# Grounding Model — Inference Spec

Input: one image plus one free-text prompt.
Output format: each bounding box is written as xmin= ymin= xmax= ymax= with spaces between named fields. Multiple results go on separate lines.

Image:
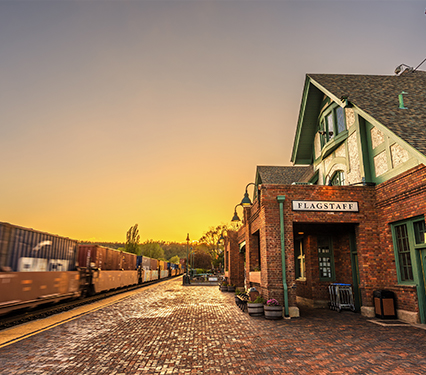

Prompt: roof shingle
xmin=308 ymin=70 xmax=426 ymax=156
xmin=256 ymin=165 xmax=312 ymax=185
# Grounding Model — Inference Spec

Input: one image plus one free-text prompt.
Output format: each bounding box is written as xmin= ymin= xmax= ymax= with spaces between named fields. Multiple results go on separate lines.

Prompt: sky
xmin=1 ymin=0 xmax=425 ymax=243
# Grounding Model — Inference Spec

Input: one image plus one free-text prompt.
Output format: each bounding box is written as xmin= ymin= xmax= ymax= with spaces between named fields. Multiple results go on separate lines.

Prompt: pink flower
xmin=266 ymin=298 xmax=280 ymax=306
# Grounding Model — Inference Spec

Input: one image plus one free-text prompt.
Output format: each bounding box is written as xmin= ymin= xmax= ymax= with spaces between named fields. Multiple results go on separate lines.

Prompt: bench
xmin=235 ymin=294 xmax=250 ymax=312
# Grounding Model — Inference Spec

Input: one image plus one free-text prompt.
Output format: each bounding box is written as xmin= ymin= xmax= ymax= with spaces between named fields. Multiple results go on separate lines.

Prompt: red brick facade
xmin=227 ymin=164 xmax=426 ymax=322
xmin=224 ymin=230 xmax=244 ymax=288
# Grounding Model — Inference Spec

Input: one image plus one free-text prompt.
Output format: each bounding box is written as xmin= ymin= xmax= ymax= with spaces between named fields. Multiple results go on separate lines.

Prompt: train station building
xmin=224 ymin=69 xmax=426 ymax=324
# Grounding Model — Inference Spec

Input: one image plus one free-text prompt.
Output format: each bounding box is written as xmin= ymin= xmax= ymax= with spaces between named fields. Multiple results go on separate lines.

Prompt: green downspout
xmin=277 ymin=195 xmax=289 ymax=317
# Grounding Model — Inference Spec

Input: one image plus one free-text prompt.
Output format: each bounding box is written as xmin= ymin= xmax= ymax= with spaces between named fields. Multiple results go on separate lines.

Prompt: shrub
xmin=248 ymin=296 xmax=266 ymax=304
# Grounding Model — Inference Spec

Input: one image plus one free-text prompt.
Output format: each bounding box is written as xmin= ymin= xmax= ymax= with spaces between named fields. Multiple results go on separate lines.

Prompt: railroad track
xmin=0 ymin=277 xmax=175 ymax=331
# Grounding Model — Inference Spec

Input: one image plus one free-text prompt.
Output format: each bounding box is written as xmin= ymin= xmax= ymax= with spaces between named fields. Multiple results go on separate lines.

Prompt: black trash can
xmin=373 ymin=290 xmax=397 ymax=319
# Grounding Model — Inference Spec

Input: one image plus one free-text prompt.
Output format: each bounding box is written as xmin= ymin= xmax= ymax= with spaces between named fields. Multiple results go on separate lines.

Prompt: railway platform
xmin=1 ymin=277 xmax=426 ymax=374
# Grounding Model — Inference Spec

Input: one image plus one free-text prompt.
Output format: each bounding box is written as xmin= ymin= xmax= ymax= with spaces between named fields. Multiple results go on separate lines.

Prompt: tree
xmin=139 ymin=240 xmax=165 ymax=259
xmin=169 ymin=255 xmax=180 ymax=264
xmin=125 ymin=224 xmax=140 ymax=254
xmin=198 ymin=224 xmax=229 ymax=267
xmin=159 ymin=241 xmax=188 ymax=260
xmin=193 ymin=248 xmax=213 ymax=269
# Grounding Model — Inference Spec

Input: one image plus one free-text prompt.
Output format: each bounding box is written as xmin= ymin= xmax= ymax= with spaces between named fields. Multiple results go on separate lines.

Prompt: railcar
xmin=0 ymin=223 xmax=183 ymax=316
xmin=0 ymin=222 xmax=80 ymax=315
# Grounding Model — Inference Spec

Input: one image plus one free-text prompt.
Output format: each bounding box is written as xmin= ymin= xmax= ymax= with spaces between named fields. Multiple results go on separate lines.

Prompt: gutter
xmin=277 ymin=195 xmax=289 ymax=317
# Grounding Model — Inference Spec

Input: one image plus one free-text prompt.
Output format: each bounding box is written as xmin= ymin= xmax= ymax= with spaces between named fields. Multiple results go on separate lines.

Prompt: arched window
xmin=329 ymin=170 xmax=345 ymax=186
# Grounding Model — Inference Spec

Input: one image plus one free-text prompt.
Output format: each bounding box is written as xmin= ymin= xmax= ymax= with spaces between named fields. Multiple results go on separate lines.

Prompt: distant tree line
xmin=81 ymin=221 xmax=240 ymax=270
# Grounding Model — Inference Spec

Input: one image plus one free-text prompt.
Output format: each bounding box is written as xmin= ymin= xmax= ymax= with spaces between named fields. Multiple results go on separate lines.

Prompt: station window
xmin=414 ymin=220 xmax=425 ymax=245
xmin=319 ymin=105 xmax=346 ymax=147
xmin=392 ymin=217 xmax=425 ymax=283
xmin=393 ymin=223 xmax=413 ymax=281
xmin=317 ymin=236 xmax=335 ymax=281
xmin=295 ymin=238 xmax=306 ymax=280
xmin=329 ymin=170 xmax=345 ymax=186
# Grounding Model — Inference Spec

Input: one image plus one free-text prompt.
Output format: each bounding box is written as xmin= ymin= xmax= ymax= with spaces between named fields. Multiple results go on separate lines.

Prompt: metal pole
xmin=185 ymin=233 xmax=190 ymax=284
xmin=191 ymin=247 xmax=194 ymax=275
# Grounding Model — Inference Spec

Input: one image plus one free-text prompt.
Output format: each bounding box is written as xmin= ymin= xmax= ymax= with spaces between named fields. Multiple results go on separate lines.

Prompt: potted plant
xmin=247 ymin=296 xmax=266 ymax=316
xmin=264 ymin=298 xmax=283 ymax=320
xmin=227 ymin=284 xmax=236 ymax=292
xmin=219 ymin=281 xmax=228 ymax=292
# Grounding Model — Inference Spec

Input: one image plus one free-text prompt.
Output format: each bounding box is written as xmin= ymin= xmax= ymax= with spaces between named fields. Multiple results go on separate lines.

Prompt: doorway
xmin=293 ymin=223 xmax=361 ymax=311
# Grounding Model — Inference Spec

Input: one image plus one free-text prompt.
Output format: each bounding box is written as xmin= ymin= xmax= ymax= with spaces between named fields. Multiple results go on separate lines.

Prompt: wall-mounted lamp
xmin=240 ymin=182 xmax=255 ymax=207
xmin=394 ymin=64 xmax=413 ymax=75
xmin=340 ymin=95 xmax=351 ymax=107
xmin=217 ymin=232 xmax=225 ymax=245
xmin=232 ymin=204 xmax=243 ymax=222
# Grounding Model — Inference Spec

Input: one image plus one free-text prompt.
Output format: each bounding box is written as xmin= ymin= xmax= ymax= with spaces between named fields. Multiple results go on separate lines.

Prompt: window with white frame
xmin=330 ymin=170 xmax=345 ymax=186
xmin=317 ymin=236 xmax=335 ymax=281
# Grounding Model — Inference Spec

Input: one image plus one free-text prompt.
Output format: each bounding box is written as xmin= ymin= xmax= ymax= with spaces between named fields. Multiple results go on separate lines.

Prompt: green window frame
xmin=317 ymin=236 xmax=335 ymax=281
xmin=391 ymin=216 xmax=426 ymax=284
xmin=319 ymin=105 xmax=347 ymax=148
xmin=329 ymin=170 xmax=345 ymax=186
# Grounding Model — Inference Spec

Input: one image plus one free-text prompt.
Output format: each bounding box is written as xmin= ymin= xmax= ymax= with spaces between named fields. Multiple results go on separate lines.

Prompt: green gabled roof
xmin=291 ymin=76 xmax=323 ymax=165
xmin=291 ymin=70 xmax=426 ymax=164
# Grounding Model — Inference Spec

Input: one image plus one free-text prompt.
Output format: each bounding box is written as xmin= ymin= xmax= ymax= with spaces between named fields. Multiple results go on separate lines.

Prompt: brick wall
xmin=225 ymin=230 xmax=245 ymax=288
xmin=374 ymin=164 xmax=426 ymax=312
xmin=232 ymin=164 xmax=426 ymax=316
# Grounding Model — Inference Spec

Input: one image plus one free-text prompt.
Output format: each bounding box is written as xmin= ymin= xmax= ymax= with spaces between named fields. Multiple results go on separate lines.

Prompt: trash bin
xmin=373 ymin=290 xmax=397 ymax=319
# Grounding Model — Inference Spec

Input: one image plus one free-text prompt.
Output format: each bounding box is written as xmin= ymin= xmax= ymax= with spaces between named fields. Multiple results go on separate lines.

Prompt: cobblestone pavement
xmin=1 ymin=277 xmax=426 ymax=375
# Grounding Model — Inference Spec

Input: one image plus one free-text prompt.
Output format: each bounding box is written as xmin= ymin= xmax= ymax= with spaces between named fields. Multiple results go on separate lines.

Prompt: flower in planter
xmin=266 ymin=298 xmax=280 ymax=306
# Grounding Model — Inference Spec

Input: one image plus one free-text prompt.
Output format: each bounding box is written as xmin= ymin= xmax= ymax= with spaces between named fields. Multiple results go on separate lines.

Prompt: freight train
xmin=0 ymin=222 xmax=182 ymax=315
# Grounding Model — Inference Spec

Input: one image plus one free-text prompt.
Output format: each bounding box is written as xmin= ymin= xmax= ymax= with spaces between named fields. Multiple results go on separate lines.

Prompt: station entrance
xmin=292 ymin=223 xmax=361 ymax=312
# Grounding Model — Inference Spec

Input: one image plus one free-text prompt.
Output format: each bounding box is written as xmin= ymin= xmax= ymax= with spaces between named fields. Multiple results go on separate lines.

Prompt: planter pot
xmin=219 ymin=286 xmax=227 ymax=292
xmin=227 ymin=286 xmax=235 ymax=292
xmin=264 ymin=305 xmax=283 ymax=320
xmin=247 ymin=303 xmax=264 ymax=316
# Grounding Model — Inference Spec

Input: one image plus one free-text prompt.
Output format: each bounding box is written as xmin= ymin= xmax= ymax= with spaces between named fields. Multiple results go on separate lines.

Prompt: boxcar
xmin=0 ymin=222 xmax=78 ymax=272
xmin=0 ymin=222 xmax=80 ymax=315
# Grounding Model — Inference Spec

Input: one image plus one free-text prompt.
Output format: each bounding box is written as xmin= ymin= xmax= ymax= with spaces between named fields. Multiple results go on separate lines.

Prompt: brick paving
xmin=1 ymin=277 xmax=426 ymax=374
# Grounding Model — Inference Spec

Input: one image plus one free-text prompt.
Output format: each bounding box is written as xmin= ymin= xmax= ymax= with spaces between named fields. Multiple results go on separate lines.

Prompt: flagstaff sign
xmin=292 ymin=200 xmax=359 ymax=212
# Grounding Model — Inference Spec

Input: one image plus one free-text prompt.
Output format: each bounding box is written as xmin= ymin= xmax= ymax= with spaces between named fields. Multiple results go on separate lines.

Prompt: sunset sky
xmin=1 ymin=0 xmax=425 ymax=243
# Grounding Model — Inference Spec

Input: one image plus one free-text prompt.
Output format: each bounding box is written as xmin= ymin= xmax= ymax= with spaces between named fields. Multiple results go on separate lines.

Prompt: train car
xmin=158 ymin=260 xmax=168 ymax=279
xmin=169 ymin=263 xmax=180 ymax=277
xmin=121 ymin=251 xmax=136 ymax=271
xmin=78 ymin=245 xmax=138 ymax=294
xmin=77 ymin=245 xmax=106 ymax=269
xmin=150 ymin=258 xmax=158 ymax=272
xmin=0 ymin=223 xmax=183 ymax=316
xmin=0 ymin=222 xmax=80 ymax=315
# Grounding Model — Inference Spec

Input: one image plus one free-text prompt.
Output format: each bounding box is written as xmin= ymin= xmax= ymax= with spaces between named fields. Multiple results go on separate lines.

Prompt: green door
xmin=416 ymin=248 xmax=426 ymax=323
xmin=413 ymin=220 xmax=426 ymax=324
xmin=349 ymin=229 xmax=361 ymax=312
